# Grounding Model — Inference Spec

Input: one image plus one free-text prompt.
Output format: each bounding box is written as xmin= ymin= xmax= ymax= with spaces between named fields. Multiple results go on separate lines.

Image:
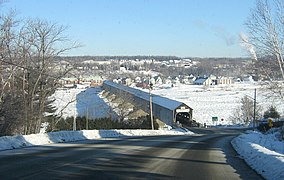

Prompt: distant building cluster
xmin=58 ymin=75 xmax=103 ymax=88
xmin=110 ymin=74 xmax=255 ymax=89
xmin=58 ymin=73 xmax=256 ymax=90
xmin=55 ymin=56 xmax=257 ymax=89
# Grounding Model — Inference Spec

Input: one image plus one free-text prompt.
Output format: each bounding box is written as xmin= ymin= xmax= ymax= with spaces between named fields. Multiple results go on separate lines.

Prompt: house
xmin=181 ymin=74 xmax=196 ymax=84
xmin=152 ymin=76 xmax=163 ymax=85
xmin=209 ymin=75 xmax=217 ymax=85
xmin=134 ymin=77 xmax=142 ymax=83
xmin=113 ymin=78 xmax=121 ymax=84
xmin=217 ymin=77 xmax=234 ymax=85
xmin=234 ymin=77 xmax=242 ymax=83
xmin=194 ymin=75 xmax=220 ymax=86
xmin=59 ymin=77 xmax=78 ymax=88
xmin=188 ymin=75 xmax=197 ymax=84
xmin=164 ymin=78 xmax=172 ymax=85
xmin=90 ymin=75 xmax=104 ymax=87
xmin=194 ymin=77 xmax=211 ymax=86
xmin=73 ymin=75 xmax=103 ymax=87
xmin=171 ymin=76 xmax=181 ymax=84
xmin=181 ymin=75 xmax=189 ymax=84
xmin=243 ymin=75 xmax=255 ymax=83
xmin=121 ymin=77 xmax=132 ymax=86
xmin=120 ymin=66 xmax=127 ymax=72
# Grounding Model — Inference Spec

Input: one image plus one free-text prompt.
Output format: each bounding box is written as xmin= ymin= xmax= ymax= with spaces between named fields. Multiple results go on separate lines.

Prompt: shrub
xmin=263 ymin=106 xmax=280 ymax=119
xmin=45 ymin=115 xmax=159 ymax=132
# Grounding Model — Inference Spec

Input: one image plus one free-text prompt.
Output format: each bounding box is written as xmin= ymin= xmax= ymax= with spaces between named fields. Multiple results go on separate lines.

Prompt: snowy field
xmin=51 ymin=82 xmax=284 ymax=126
xmin=152 ymin=83 xmax=284 ymax=126
xmin=50 ymin=85 xmax=117 ymax=119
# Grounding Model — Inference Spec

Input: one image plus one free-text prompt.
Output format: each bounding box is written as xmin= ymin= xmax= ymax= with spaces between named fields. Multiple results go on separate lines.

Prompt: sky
xmin=2 ymin=0 xmax=256 ymax=57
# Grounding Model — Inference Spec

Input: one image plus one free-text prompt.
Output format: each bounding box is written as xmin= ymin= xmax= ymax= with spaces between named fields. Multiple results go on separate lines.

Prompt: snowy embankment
xmin=0 ymin=128 xmax=193 ymax=151
xmin=232 ymin=129 xmax=284 ymax=180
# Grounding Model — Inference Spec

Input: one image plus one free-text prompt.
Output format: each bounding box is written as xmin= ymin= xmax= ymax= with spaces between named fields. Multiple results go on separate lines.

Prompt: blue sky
xmin=2 ymin=0 xmax=255 ymax=57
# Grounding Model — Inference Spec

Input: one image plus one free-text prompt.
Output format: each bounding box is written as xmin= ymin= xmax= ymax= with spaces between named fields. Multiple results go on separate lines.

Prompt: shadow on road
xmin=0 ymin=129 xmax=264 ymax=179
xmin=179 ymin=131 xmax=264 ymax=180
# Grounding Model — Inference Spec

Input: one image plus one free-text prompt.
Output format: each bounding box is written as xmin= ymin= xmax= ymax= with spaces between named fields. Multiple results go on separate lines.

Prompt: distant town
xmin=56 ymin=56 xmax=257 ymax=89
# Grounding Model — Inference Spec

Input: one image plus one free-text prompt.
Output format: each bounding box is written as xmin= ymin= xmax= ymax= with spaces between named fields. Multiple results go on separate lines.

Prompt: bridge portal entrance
xmin=175 ymin=106 xmax=192 ymax=126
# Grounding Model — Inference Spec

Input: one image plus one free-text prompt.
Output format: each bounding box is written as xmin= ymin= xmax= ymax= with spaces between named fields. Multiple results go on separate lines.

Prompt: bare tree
xmin=230 ymin=95 xmax=262 ymax=126
xmin=245 ymin=0 xmax=284 ymax=102
xmin=0 ymin=10 xmax=79 ymax=135
xmin=20 ymin=19 xmax=79 ymax=134
xmin=0 ymin=11 xmax=19 ymax=100
xmin=245 ymin=0 xmax=284 ymax=79
xmin=0 ymin=10 xmax=27 ymax=135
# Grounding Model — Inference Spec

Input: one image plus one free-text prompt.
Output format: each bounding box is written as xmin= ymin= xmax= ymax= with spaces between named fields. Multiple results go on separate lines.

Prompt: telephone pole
xmin=253 ymin=88 xmax=256 ymax=130
xmin=149 ymin=82 xmax=154 ymax=130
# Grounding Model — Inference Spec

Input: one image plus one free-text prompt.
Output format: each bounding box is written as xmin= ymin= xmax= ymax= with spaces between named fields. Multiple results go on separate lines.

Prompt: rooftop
xmin=103 ymin=80 xmax=190 ymax=111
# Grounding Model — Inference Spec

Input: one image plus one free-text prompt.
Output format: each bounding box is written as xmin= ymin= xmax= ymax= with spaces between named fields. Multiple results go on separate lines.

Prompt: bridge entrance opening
xmin=176 ymin=112 xmax=191 ymax=125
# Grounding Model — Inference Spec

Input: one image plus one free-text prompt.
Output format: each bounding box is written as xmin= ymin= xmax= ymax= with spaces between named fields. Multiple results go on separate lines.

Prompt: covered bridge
xmin=102 ymin=80 xmax=193 ymax=127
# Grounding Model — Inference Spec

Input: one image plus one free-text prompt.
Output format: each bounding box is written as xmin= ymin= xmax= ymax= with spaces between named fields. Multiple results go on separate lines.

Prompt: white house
xmin=152 ymin=76 xmax=163 ymax=85
xmin=218 ymin=77 xmax=234 ymax=85
xmin=121 ymin=77 xmax=132 ymax=86
xmin=182 ymin=74 xmax=196 ymax=84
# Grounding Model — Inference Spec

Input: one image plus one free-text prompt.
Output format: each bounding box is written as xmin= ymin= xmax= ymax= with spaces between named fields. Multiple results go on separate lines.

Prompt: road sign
xmin=212 ymin=117 xmax=218 ymax=121
xmin=268 ymin=119 xmax=273 ymax=128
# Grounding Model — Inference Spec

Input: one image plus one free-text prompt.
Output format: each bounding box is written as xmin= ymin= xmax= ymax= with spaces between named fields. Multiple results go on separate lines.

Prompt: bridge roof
xmin=104 ymin=81 xmax=190 ymax=111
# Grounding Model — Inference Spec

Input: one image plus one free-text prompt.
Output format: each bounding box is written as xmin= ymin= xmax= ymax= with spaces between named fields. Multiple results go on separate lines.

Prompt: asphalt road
xmin=0 ymin=128 xmax=263 ymax=180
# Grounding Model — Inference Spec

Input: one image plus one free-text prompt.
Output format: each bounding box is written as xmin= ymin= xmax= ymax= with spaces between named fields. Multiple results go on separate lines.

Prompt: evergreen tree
xmin=263 ymin=106 xmax=280 ymax=119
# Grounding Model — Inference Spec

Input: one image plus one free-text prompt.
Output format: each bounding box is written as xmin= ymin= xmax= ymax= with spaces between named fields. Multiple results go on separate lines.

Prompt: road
xmin=0 ymin=128 xmax=263 ymax=180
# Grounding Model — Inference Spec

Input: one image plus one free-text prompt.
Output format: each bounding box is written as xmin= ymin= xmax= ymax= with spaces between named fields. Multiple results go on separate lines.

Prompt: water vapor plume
xmin=213 ymin=26 xmax=236 ymax=46
xmin=240 ymin=32 xmax=257 ymax=61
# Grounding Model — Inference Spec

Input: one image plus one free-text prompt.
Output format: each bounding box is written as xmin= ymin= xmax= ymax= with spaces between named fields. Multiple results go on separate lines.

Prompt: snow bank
xmin=0 ymin=129 xmax=193 ymax=151
xmin=232 ymin=130 xmax=284 ymax=180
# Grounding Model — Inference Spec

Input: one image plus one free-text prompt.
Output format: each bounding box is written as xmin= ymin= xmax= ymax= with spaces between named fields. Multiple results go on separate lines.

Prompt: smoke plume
xmin=240 ymin=32 xmax=257 ymax=61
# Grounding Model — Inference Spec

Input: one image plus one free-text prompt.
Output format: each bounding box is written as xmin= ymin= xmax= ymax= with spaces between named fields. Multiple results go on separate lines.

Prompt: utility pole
xmin=86 ymin=107 xmax=89 ymax=130
xmin=149 ymin=82 xmax=154 ymax=130
xmin=73 ymin=114 xmax=76 ymax=131
xmin=73 ymin=105 xmax=77 ymax=131
xmin=253 ymin=88 xmax=257 ymax=130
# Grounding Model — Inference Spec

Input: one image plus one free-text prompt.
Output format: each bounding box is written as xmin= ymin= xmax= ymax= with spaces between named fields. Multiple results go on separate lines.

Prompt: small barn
xmin=103 ymin=80 xmax=193 ymax=127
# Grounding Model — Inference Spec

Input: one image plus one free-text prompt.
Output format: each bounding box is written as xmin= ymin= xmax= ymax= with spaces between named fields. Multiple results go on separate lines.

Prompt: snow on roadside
xmin=1 ymin=125 xmax=284 ymax=180
xmin=0 ymin=129 xmax=193 ymax=151
xmin=231 ymin=129 xmax=284 ymax=180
